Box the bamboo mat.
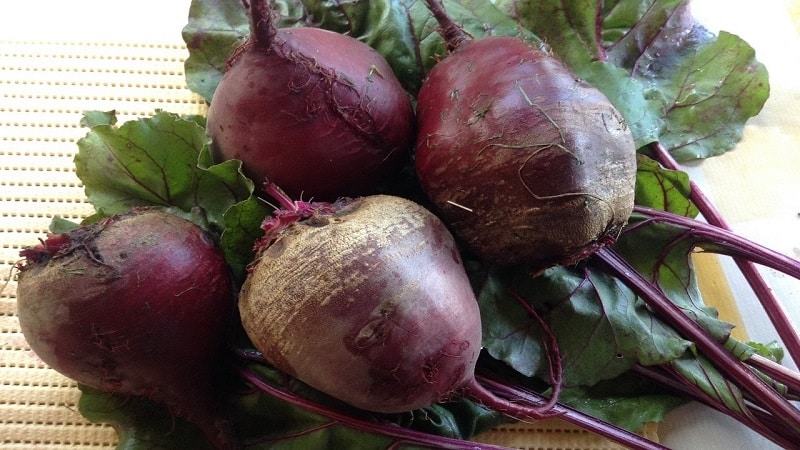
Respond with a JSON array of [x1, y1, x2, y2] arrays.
[[0, 37, 645, 450], [1, 0, 798, 449]]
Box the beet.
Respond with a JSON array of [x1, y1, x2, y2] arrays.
[[16, 209, 236, 448], [206, 0, 415, 200], [415, 0, 637, 269], [239, 193, 480, 412], [238, 185, 561, 418]]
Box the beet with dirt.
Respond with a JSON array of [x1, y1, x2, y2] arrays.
[[415, 0, 638, 269], [238, 192, 481, 413], [15, 209, 237, 449], [206, 0, 415, 201], [237, 185, 562, 419]]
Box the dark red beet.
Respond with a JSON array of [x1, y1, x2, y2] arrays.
[[16, 209, 236, 449], [206, 0, 415, 200], [415, 0, 637, 269]]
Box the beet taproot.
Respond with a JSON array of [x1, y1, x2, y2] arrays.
[[16, 209, 236, 448], [206, 0, 415, 201], [415, 0, 637, 269]]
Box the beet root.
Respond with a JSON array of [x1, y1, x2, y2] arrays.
[[16, 209, 236, 448], [415, 4, 637, 268], [206, 0, 415, 200], [238, 194, 482, 413]]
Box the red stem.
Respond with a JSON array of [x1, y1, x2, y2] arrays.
[[649, 142, 800, 365], [246, 0, 276, 49], [593, 247, 800, 435], [747, 354, 800, 397], [423, 0, 471, 51], [630, 206, 800, 280], [458, 289, 565, 422], [474, 375, 669, 450], [235, 365, 513, 450], [632, 364, 800, 448]]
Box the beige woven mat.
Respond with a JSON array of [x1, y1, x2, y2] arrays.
[[0, 37, 651, 449], [2, 0, 798, 449]]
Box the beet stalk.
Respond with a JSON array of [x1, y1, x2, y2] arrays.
[[649, 142, 800, 365], [593, 246, 800, 445]]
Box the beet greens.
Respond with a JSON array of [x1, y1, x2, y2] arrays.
[[28, 0, 800, 449]]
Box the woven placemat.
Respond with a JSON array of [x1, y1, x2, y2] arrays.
[[0, 37, 645, 450]]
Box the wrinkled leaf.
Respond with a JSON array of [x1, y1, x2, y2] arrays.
[[614, 215, 734, 341], [74, 110, 253, 235], [221, 196, 271, 283], [640, 30, 769, 160], [498, 0, 769, 159]]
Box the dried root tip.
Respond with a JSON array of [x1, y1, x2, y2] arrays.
[[255, 181, 337, 251], [18, 233, 72, 265]]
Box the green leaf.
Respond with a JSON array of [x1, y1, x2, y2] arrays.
[[558, 372, 687, 432], [641, 31, 769, 160], [669, 351, 750, 414], [477, 264, 692, 386], [634, 154, 697, 216], [602, 0, 769, 160], [48, 217, 81, 234], [78, 385, 213, 450], [220, 196, 271, 283], [74, 111, 253, 235], [80, 110, 117, 128], [614, 215, 735, 341], [746, 340, 784, 363], [497, 0, 769, 160], [181, 0, 307, 102]]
